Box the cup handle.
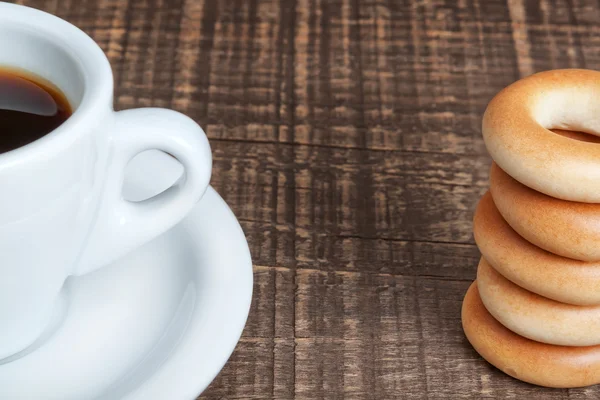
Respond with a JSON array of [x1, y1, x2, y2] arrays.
[[73, 108, 212, 275]]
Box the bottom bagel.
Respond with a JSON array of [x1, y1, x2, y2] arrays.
[[462, 282, 600, 388]]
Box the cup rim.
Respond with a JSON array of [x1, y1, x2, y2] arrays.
[[0, 3, 113, 166]]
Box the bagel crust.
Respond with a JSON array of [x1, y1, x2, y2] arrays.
[[477, 258, 600, 347], [473, 190, 600, 305], [490, 162, 600, 261], [462, 282, 600, 388], [483, 69, 600, 203]]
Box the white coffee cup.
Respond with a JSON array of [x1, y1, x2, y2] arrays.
[[0, 3, 212, 358]]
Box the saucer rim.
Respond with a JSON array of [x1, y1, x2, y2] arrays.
[[126, 185, 253, 400]]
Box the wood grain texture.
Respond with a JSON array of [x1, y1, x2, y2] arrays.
[[9, 0, 600, 398]]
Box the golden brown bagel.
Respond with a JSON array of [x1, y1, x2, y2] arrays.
[[490, 162, 600, 261], [462, 282, 600, 388], [483, 69, 600, 203], [477, 258, 600, 346], [473, 190, 600, 305]]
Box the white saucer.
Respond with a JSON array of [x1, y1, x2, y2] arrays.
[[0, 151, 253, 400]]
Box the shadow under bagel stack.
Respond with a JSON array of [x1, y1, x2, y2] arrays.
[[462, 69, 600, 388]]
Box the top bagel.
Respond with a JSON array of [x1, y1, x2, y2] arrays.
[[483, 69, 600, 202]]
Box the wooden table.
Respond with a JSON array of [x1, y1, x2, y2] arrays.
[[12, 0, 600, 398]]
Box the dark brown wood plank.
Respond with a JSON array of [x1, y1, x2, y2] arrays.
[[210, 141, 491, 245], [211, 266, 598, 399]]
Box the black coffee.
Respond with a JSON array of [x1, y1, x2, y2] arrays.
[[0, 67, 72, 154]]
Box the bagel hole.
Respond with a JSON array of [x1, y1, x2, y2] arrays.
[[551, 129, 600, 144]]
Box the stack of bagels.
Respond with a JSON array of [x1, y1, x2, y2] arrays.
[[462, 69, 600, 388]]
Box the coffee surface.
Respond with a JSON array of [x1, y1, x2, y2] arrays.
[[0, 68, 72, 154]]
